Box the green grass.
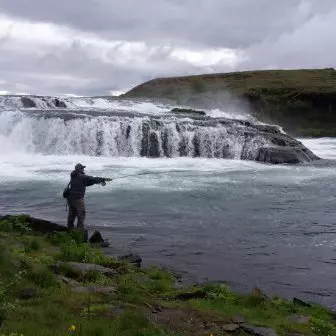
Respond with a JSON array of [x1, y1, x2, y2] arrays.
[[189, 284, 336, 335], [0, 215, 335, 336]]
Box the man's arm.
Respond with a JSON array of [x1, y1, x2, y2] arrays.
[[84, 175, 111, 187]]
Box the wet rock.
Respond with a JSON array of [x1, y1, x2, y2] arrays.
[[89, 231, 108, 246], [171, 107, 206, 116], [0, 215, 67, 234], [71, 286, 116, 294], [149, 132, 160, 157], [141, 123, 150, 157], [89, 231, 104, 243], [178, 137, 188, 157], [118, 254, 142, 268], [21, 97, 36, 108], [161, 129, 170, 157], [172, 290, 207, 301], [56, 275, 80, 286], [242, 325, 278, 336], [255, 125, 281, 135], [193, 135, 201, 157], [52, 262, 116, 277], [256, 146, 317, 164], [53, 98, 67, 108], [222, 324, 240, 332], [126, 125, 132, 139], [20, 287, 37, 300], [293, 297, 312, 307], [232, 315, 247, 324]]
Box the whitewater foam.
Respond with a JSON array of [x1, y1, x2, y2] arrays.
[[0, 109, 268, 160]]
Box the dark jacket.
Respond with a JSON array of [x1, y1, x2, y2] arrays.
[[68, 170, 106, 199]]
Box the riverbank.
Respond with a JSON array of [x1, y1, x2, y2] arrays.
[[0, 215, 335, 336]]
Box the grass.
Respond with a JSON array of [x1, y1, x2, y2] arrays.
[[0, 215, 335, 335]]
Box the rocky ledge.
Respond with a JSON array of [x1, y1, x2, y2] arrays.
[[165, 107, 320, 164]]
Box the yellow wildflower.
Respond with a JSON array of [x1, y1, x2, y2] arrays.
[[69, 325, 76, 332]]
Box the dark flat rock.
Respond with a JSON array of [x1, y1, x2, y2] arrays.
[[232, 315, 247, 324], [293, 297, 312, 307], [0, 215, 67, 234], [221, 324, 240, 332], [242, 325, 278, 336], [118, 254, 142, 268], [19, 287, 37, 300]]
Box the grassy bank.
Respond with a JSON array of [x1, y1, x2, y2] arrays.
[[123, 69, 336, 137], [0, 215, 335, 336]]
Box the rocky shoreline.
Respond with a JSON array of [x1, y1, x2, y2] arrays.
[[0, 214, 335, 335]]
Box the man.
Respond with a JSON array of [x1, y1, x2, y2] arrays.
[[66, 163, 112, 230]]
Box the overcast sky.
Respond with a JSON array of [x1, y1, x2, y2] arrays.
[[0, 0, 335, 96]]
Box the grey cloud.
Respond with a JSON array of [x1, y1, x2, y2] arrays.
[[1, 0, 334, 48], [0, 0, 336, 95]]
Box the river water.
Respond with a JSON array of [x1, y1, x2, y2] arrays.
[[0, 98, 335, 308]]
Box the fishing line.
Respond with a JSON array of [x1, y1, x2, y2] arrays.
[[111, 170, 192, 180]]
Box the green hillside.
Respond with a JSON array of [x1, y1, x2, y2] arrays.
[[123, 68, 336, 137]]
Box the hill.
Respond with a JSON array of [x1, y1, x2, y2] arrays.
[[123, 68, 336, 137]]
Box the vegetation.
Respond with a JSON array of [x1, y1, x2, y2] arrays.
[[0, 215, 335, 335], [122, 68, 336, 137]]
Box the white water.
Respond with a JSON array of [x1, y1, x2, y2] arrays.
[[0, 109, 271, 160]]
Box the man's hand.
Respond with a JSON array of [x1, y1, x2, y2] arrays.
[[101, 178, 112, 186]]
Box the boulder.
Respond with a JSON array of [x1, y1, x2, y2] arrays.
[[53, 98, 67, 108], [89, 231, 105, 244], [256, 146, 318, 164], [21, 97, 36, 108], [89, 230, 110, 247], [19, 287, 37, 300], [171, 107, 206, 116], [242, 325, 278, 336], [221, 324, 240, 332], [118, 254, 142, 268], [232, 316, 247, 324]]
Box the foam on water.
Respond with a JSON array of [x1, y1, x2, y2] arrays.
[[300, 138, 336, 160]]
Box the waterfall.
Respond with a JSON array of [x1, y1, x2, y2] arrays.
[[0, 95, 319, 163], [0, 110, 268, 159]]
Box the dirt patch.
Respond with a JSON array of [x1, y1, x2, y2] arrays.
[[147, 306, 239, 336]]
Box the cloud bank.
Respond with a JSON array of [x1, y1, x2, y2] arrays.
[[0, 0, 335, 95]]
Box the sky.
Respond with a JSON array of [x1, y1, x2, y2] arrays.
[[0, 0, 335, 96]]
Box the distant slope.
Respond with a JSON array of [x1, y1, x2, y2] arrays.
[[123, 69, 336, 137]]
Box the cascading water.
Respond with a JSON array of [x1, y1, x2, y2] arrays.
[[0, 110, 266, 159], [0, 94, 319, 164]]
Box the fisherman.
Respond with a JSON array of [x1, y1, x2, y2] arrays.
[[66, 163, 112, 230]]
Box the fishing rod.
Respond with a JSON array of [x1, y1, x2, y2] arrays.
[[111, 170, 190, 180]]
